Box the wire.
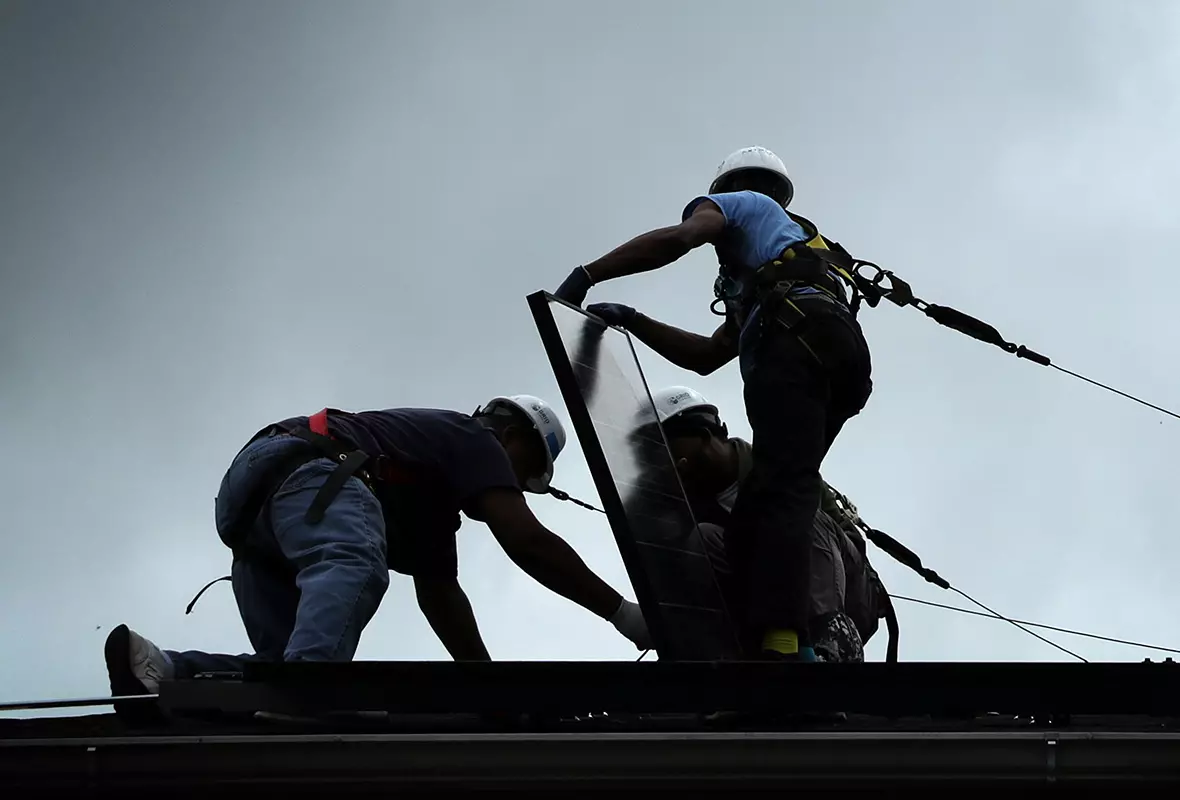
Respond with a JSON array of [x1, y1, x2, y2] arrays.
[[186, 575, 230, 614], [549, 480, 1090, 661], [892, 593, 1180, 656], [1050, 364, 1180, 421], [946, 586, 1087, 662], [854, 261, 1180, 423]]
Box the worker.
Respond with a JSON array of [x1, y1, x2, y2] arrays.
[[648, 386, 888, 662], [104, 396, 651, 698], [553, 146, 873, 662]]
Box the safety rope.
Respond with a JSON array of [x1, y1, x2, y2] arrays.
[[847, 261, 1180, 421], [890, 594, 1180, 657], [551, 477, 1089, 660], [182, 471, 1143, 663], [822, 485, 1086, 661], [547, 486, 606, 514]]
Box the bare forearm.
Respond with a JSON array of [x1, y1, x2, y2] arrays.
[[416, 583, 491, 661], [583, 226, 690, 284], [508, 536, 622, 620], [628, 313, 728, 375]]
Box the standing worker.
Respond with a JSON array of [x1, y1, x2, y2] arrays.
[[553, 147, 873, 662], [105, 396, 651, 699]]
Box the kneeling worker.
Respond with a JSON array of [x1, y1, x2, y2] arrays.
[[106, 395, 651, 697], [651, 386, 888, 663]]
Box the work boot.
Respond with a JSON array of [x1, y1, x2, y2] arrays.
[[104, 624, 174, 696]]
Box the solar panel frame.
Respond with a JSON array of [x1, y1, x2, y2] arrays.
[[526, 291, 741, 661]]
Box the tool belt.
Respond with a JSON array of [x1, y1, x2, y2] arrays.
[[714, 239, 856, 330], [754, 244, 854, 326]]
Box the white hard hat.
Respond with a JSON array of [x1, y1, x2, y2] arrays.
[[709, 145, 794, 207], [650, 386, 720, 426], [481, 394, 567, 494]]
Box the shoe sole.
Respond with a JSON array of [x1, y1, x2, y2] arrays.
[[104, 625, 148, 696], [104, 624, 164, 726]]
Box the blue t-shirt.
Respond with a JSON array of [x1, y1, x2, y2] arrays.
[[683, 190, 809, 280], [682, 190, 842, 376], [276, 408, 520, 577]]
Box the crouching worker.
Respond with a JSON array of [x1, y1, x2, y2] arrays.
[[651, 386, 888, 663], [105, 395, 651, 697]]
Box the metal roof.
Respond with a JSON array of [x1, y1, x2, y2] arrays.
[[5, 660, 1180, 791], [5, 711, 1180, 792]]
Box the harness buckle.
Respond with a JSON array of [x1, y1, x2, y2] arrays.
[[713, 274, 741, 302]]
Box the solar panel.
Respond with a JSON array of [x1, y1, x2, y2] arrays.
[[527, 291, 740, 661]]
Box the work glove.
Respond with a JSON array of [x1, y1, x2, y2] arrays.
[[609, 598, 653, 651], [554, 266, 593, 306], [586, 302, 637, 330]]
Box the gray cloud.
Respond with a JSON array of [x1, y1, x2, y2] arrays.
[[4, 0, 1180, 712]]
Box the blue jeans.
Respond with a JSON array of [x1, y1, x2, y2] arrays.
[[165, 430, 390, 678]]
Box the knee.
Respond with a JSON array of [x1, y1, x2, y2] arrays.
[[368, 567, 391, 599]]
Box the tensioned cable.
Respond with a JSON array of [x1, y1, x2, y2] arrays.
[[891, 593, 1180, 656]]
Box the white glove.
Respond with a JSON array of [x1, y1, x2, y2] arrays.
[[609, 598, 653, 651]]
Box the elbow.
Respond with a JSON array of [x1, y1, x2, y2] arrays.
[[672, 226, 707, 254], [694, 348, 725, 375], [498, 528, 546, 566], [693, 347, 731, 376]]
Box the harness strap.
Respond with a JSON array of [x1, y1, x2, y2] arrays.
[[285, 408, 418, 524], [309, 408, 330, 436], [285, 409, 373, 524]]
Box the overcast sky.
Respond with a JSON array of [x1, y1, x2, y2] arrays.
[[4, 0, 1180, 713]]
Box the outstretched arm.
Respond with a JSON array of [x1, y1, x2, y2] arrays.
[[584, 200, 726, 283], [469, 488, 652, 650], [555, 200, 727, 305], [473, 489, 622, 618], [628, 314, 737, 376]]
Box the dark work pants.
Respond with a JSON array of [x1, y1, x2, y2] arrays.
[[725, 296, 872, 653]]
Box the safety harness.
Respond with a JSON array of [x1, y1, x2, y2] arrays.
[[190, 409, 422, 614], [216, 409, 417, 552], [711, 211, 858, 329], [712, 210, 1053, 369], [821, 482, 955, 664]]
